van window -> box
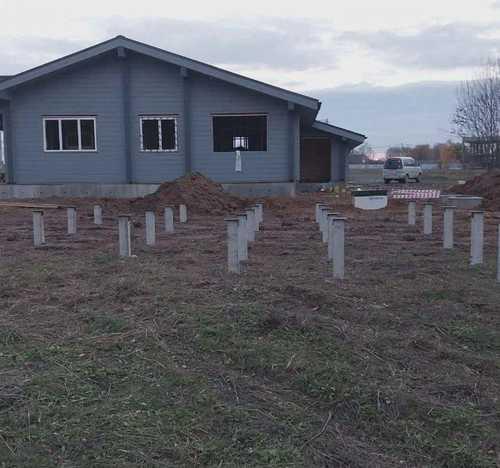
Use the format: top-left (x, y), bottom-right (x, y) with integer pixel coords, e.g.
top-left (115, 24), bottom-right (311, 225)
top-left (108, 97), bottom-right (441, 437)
top-left (404, 158), bottom-right (416, 167)
top-left (384, 158), bottom-right (402, 169)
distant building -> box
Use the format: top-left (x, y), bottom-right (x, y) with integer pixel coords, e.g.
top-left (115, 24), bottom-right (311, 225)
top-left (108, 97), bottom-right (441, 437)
top-left (463, 136), bottom-right (500, 167)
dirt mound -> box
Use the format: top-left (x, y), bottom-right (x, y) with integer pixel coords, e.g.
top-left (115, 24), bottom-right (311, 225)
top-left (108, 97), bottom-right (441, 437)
top-left (132, 173), bottom-right (247, 215)
top-left (449, 170), bottom-right (500, 210)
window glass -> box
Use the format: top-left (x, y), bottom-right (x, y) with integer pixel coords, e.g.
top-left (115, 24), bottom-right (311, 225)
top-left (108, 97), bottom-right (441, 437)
top-left (233, 136), bottom-right (249, 150)
top-left (61, 120), bottom-right (79, 150)
top-left (384, 158), bottom-right (402, 169)
top-left (142, 119), bottom-right (160, 150)
top-left (213, 115), bottom-right (267, 152)
top-left (160, 119), bottom-right (176, 150)
top-left (45, 120), bottom-right (60, 150)
top-left (80, 119), bottom-right (96, 150)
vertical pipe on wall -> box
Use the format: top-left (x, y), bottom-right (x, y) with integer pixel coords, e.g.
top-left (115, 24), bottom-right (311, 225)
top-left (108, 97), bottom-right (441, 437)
top-left (287, 102), bottom-right (300, 184)
top-left (2, 100), bottom-right (15, 183)
top-left (181, 67), bottom-right (192, 175)
top-left (118, 47), bottom-right (132, 183)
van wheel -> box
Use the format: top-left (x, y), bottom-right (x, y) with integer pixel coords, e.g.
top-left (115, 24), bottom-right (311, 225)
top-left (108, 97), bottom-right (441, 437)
top-left (415, 177), bottom-right (420, 183)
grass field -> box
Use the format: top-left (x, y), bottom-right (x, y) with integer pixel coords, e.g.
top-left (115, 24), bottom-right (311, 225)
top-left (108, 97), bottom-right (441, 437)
top-left (0, 185), bottom-right (499, 467)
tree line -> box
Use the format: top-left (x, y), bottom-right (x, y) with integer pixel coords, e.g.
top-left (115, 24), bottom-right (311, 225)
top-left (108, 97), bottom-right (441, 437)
top-left (350, 142), bottom-right (462, 168)
top-left (351, 57), bottom-right (499, 169)
top-left (453, 59), bottom-right (500, 168)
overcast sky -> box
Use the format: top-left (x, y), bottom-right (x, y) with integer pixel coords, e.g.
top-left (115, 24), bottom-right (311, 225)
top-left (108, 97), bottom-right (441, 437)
top-left (1, 0), bottom-right (499, 150)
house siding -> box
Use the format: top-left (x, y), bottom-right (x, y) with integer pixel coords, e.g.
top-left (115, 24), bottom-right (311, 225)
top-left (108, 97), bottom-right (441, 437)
top-left (7, 52), bottom-right (299, 185)
top-left (10, 54), bottom-right (126, 184)
top-left (128, 53), bottom-right (186, 183)
top-left (190, 73), bottom-right (292, 183)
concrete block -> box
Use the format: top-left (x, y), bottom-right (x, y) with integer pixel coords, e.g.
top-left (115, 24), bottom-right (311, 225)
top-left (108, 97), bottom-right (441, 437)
top-left (443, 206), bottom-right (455, 249)
top-left (408, 201), bottom-right (416, 226)
top-left (118, 215), bottom-right (132, 257)
top-left (164, 207), bottom-right (174, 233)
top-left (225, 218), bottom-right (241, 274)
top-left (246, 209), bottom-right (256, 242)
top-left (441, 194), bottom-right (483, 209)
top-left (255, 203), bottom-right (264, 224)
top-left (237, 213), bottom-right (248, 262)
top-left (332, 217), bottom-right (346, 279)
top-left (32, 210), bottom-right (45, 247)
top-left (315, 203), bottom-right (321, 223)
top-left (319, 207), bottom-right (329, 243)
top-left (145, 211), bottom-right (156, 246)
top-left (179, 204), bottom-right (188, 223)
top-left (470, 211), bottom-right (484, 266)
top-left (327, 213), bottom-right (339, 261)
top-left (423, 203), bottom-right (433, 235)
top-left (93, 205), bottom-right (103, 225)
top-left (67, 207), bottom-right (77, 235)
top-left (253, 206), bottom-right (260, 232)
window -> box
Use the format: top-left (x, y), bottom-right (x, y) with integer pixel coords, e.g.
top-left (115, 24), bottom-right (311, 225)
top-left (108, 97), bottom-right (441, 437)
top-left (213, 115), bottom-right (267, 152)
top-left (43, 117), bottom-right (96, 152)
top-left (384, 158), bottom-right (403, 169)
top-left (140, 116), bottom-right (177, 152)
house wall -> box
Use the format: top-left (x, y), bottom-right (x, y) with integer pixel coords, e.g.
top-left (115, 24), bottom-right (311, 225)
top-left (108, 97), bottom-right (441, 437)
top-left (331, 139), bottom-right (350, 182)
top-left (9, 54), bottom-right (127, 184)
top-left (7, 52), bottom-right (298, 185)
top-left (190, 73), bottom-right (293, 183)
top-left (128, 52), bottom-right (186, 183)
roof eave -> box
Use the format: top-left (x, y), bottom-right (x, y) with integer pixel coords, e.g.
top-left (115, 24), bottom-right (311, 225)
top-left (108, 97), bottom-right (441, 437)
top-left (312, 120), bottom-right (366, 144)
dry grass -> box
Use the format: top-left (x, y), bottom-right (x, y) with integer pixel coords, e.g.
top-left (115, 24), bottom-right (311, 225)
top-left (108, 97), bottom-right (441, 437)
top-left (0, 194), bottom-right (499, 467)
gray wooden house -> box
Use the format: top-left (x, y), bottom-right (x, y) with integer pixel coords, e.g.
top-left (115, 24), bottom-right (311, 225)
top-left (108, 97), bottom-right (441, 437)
top-left (0, 36), bottom-right (365, 197)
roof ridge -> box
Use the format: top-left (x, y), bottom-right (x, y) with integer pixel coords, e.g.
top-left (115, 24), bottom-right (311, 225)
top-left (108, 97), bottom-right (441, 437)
top-left (0, 35), bottom-right (320, 112)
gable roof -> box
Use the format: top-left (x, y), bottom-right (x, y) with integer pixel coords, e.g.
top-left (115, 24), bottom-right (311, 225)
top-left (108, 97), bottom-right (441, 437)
top-left (0, 36), bottom-right (320, 112)
top-left (312, 120), bottom-right (366, 144)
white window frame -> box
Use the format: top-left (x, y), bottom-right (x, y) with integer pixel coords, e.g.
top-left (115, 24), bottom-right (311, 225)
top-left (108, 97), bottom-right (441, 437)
top-left (211, 113), bottom-right (269, 153)
top-left (43, 116), bottom-right (97, 153)
top-left (139, 115), bottom-right (178, 153)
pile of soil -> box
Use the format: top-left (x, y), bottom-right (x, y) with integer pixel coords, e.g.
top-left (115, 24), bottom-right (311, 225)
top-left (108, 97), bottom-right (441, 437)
top-left (449, 170), bottom-right (500, 210)
top-left (132, 173), bottom-right (247, 215)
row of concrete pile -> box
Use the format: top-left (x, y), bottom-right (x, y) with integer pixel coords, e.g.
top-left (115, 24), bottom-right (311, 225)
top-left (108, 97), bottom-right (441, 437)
top-left (315, 200), bottom-right (500, 282)
top-left (225, 203), bottom-right (264, 274)
top-left (406, 201), bottom-right (499, 276)
top-left (316, 203), bottom-right (346, 279)
top-left (31, 204), bottom-right (189, 255)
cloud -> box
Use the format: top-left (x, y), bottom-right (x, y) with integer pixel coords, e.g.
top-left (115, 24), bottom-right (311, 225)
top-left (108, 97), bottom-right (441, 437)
top-left (342, 22), bottom-right (500, 70)
top-left (0, 37), bottom-right (85, 74)
top-left (97, 16), bottom-right (340, 71)
top-left (314, 81), bottom-right (459, 148)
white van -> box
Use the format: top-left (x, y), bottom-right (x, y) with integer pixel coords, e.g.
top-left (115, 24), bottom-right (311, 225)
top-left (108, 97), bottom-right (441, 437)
top-left (383, 157), bottom-right (422, 184)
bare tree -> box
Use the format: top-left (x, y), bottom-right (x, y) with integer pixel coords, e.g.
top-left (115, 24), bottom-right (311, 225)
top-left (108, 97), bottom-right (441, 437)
top-left (453, 59), bottom-right (500, 167)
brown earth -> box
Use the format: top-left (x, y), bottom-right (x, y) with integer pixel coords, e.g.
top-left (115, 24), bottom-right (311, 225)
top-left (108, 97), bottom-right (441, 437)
top-left (132, 172), bottom-right (248, 215)
top-left (449, 170), bottom-right (500, 210)
top-left (0, 191), bottom-right (499, 466)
